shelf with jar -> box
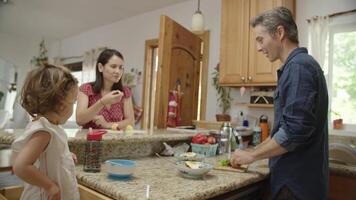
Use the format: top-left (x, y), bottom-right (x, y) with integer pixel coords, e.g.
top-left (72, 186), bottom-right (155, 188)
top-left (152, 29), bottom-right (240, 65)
top-left (235, 103), bottom-right (274, 108)
top-left (235, 86), bottom-right (275, 109)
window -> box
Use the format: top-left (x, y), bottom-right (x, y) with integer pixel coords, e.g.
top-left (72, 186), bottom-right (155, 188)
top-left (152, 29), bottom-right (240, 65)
top-left (64, 62), bottom-right (83, 125)
top-left (68, 70), bottom-right (82, 122)
top-left (328, 23), bottom-right (356, 128)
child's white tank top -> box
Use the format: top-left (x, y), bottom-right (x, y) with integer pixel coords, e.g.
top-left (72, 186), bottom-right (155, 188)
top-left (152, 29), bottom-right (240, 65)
top-left (11, 117), bottom-right (80, 200)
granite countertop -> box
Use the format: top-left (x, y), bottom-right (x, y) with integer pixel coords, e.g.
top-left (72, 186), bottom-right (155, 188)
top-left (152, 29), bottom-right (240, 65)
top-left (0, 129), bottom-right (199, 145)
top-left (76, 155), bottom-right (269, 200)
top-left (76, 157), bottom-right (356, 200)
top-left (2, 129), bottom-right (356, 180)
top-left (329, 163), bottom-right (356, 178)
top-left (0, 129), bottom-right (201, 163)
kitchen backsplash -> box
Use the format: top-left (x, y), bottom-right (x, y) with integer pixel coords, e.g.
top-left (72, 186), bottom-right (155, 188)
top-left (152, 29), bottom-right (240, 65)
top-left (230, 87), bottom-right (275, 129)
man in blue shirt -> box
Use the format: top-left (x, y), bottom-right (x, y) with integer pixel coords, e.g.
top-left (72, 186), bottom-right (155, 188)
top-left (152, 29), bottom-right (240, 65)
top-left (230, 7), bottom-right (329, 200)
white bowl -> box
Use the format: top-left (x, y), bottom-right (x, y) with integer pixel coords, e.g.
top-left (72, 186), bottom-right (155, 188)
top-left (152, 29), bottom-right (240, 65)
top-left (103, 159), bottom-right (136, 179)
top-left (176, 152), bottom-right (205, 161)
top-left (176, 161), bottom-right (212, 179)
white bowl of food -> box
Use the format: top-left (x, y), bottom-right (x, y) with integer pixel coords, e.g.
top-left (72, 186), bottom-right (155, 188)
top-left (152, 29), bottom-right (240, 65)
top-left (176, 161), bottom-right (212, 179)
top-left (176, 152), bottom-right (205, 161)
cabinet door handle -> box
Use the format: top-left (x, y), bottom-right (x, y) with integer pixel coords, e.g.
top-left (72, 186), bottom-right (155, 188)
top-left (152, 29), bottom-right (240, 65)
top-left (241, 77), bottom-right (245, 82)
top-left (248, 76), bottom-right (252, 81)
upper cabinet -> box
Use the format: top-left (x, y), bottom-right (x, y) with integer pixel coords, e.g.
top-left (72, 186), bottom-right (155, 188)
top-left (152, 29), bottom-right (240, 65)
top-left (219, 0), bottom-right (295, 86)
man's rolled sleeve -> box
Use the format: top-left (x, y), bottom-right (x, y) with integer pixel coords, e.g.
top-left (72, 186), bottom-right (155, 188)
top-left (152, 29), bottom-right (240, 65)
top-left (272, 127), bottom-right (298, 152)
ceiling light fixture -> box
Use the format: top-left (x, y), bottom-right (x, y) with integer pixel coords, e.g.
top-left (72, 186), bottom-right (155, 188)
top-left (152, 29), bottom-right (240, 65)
top-left (191, 0), bottom-right (205, 33)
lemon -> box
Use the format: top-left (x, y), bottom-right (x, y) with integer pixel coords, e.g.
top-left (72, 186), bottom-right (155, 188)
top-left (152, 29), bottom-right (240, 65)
top-left (125, 125), bottom-right (134, 135)
top-left (125, 125), bottom-right (134, 131)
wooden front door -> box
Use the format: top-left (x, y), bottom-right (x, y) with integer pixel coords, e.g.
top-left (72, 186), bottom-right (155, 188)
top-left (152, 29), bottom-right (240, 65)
top-left (155, 15), bottom-right (202, 128)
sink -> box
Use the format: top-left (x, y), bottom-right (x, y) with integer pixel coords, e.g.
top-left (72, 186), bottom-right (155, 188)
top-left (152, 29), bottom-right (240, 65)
top-left (329, 143), bottom-right (356, 166)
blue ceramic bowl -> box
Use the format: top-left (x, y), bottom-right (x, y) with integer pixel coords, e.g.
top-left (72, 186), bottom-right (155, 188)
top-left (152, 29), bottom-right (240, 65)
top-left (104, 159), bottom-right (136, 180)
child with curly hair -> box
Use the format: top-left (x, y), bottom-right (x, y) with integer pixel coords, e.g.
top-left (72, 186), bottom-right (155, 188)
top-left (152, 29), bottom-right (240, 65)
top-left (11, 64), bottom-right (80, 200)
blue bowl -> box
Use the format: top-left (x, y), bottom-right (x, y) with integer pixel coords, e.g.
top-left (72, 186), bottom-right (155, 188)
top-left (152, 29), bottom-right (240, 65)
top-left (104, 159), bottom-right (136, 180)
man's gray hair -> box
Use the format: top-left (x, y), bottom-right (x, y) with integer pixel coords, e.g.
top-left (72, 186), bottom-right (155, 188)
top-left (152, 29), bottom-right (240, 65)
top-left (250, 7), bottom-right (299, 44)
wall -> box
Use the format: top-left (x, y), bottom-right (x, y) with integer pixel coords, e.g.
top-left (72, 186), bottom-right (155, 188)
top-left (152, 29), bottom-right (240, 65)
top-left (48, 0), bottom-right (222, 122)
top-left (296, 0), bottom-right (356, 47)
top-left (0, 32), bottom-right (42, 128)
top-left (48, 0), bottom-right (356, 128)
top-left (0, 33), bottom-right (37, 96)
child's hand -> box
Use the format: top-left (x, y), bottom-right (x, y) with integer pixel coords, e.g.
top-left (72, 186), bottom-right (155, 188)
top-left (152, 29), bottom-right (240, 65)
top-left (71, 152), bottom-right (77, 164)
top-left (94, 115), bottom-right (109, 128)
top-left (46, 182), bottom-right (60, 200)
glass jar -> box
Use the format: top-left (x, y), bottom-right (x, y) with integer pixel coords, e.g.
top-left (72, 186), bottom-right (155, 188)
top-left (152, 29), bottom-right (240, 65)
top-left (252, 126), bottom-right (262, 146)
top-left (218, 138), bottom-right (228, 155)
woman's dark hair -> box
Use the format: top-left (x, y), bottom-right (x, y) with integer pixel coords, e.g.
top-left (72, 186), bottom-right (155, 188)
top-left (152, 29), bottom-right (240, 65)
top-left (91, 49), bottom-right (124, 93)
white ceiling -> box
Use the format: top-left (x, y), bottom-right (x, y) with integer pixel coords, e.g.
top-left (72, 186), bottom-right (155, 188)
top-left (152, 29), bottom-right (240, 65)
top-left (0, 0), bottom-right (190, 40)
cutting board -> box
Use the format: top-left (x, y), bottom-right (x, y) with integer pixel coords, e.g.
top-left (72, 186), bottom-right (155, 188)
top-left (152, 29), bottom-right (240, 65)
top-left (213, 164), bottom-right (249, 173)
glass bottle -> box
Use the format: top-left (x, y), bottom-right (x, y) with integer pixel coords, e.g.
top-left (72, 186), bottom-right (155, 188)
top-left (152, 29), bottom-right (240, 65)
top-left (260, 115), bottom-right (269, 142)
top-left (252, 126), bottom-right (262, 146)
top-left (83, 129), bottom-right (106, 172)
top-left (220, 122), bottom-right (237, 159)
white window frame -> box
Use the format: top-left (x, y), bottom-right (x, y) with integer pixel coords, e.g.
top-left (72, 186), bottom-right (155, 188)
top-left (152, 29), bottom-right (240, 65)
top-left (328, 22), bottom-right (356, 133)
top-left (62, 63), bottom-right (83, 129)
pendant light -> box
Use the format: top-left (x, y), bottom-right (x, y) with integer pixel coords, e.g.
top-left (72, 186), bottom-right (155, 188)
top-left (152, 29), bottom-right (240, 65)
top-left (191, 0), bottom-right (205, 32)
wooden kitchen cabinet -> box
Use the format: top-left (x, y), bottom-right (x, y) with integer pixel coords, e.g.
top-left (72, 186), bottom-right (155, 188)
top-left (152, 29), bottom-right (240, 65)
top-left (220, 0), bottom-right (295, 86)
top-left (209, 179), bottom-right (269, 200)
top-left (0, 185), bottom-right (113, 200)
top-left (329, 174), bottom-right (356, 200)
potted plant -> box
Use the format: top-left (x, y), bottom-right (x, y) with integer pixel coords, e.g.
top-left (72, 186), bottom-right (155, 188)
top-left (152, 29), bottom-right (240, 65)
top-left (212, 63), bottom-right (232, 121)
top-left (31, 39), bottom-right (48, 67)
top-left (331, 110), bottom-right (343, 129)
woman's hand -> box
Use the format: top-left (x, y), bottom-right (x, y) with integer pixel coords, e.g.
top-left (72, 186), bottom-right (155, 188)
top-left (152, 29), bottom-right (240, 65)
top-left (230, 149), bottom-right (256, 167)
top-left (93, 115), bottom-right (109, 128)
top-left (46, 182), bottom-right (60, 200)
top-left (101, 90), bottom-right (123, 106)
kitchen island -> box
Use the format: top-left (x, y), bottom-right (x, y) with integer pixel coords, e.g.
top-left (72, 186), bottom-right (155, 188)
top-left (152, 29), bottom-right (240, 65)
top-left (1, 129), bottom-right (356, 200)
top-left (1, 129), bottom-right (355, 176)
top-left (76, 155), bottom-right (270, 200)
top-left (1, 154), bottom-right (269, 200)
top-left (0, 129), bottom-right (199, 163)
top-left (0, 129), bottom-right (198, 145)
